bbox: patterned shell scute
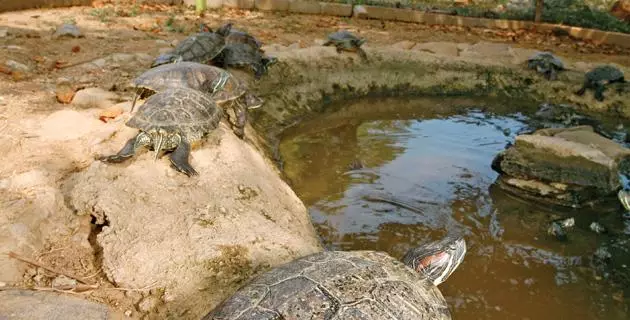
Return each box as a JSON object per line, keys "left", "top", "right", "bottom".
{"left": 222, "top": 43, "right": 264, "bottom": 67}
{"left": 586, "top": 65, "right": 625, "bottom": 82}
{"left": 127, "top": 87, "right": 222, "bottom": 138}
{"left": 226, "top": 29, "right": 262, "bottom": 50}
{"left": 175, "top": 32, "right": 226, "bottom": 63}
{"left": 133, "top": 62, "right": 245, "bottom": 101}
{"left": 205, "top": 251, "right": 451, "bottom": 320}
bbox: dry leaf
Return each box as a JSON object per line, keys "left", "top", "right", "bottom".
{"left": 98, "top": 105, "right": 124, "bottom": 123}
{"left": 71, "top": 46, "right": 81, "bottom": 53}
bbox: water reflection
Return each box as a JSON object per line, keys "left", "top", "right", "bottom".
{"left": 278, "top": 97, "right": 630, "bottom": 319}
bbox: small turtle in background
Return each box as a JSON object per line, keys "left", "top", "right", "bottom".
{"left": 527, "top": 52, "right": 565, "bottom": 80}
{"left": 547, "top": 217, "right": 575, "bottom": 241}
{"left": 575, "top": 65, "right": 626, "bottom": 102}
{"left": 129, "top": 62, "right": 263, "bottom": 139}
{"left": 212, "top": 42, "right": 278, "bottom": 80}
{"left": 99, "top": 87, "right": 223, "bottom": 176}
{"left": 203, "top": 236, "right": 467, "bottom": 320}
{"left": 150, "top": 24, "right": 232, "bottom": 68}
{"left": 323, "top": 30, "right": 368, "bottom": 61}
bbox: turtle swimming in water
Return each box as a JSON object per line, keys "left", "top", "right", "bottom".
{"left": 150, "top": 23, "right": 232, "bottom": 68}
{"left": 323, "top": 30, "right": 368, "bottom": 61}
{"left": 575, "top": 65, "right": 626, "bottom": 102}
{"left": 99, "top": 87, "right": 222, "bottom": 176}
{"left": 203, "top": 235, "right": 467, "bottom": 320}
{"left": 212, "top": 42, "right": 277, "bottom": 80}
{"left": 129, "top": 62, "right": 263, "bottom": 139}
{"left": 527, "top": 52, "right": 565, "bottom": 80}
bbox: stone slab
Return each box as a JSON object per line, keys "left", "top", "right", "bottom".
{"left": 184, "top": 0, "right": 223, "bottom": 9}
{"left": 255, "top": 0, "right": 289, "bottom": 11}
{"left": 223, "top": 0, "right": 255, "bottom": 9}
{"left": 319, "top": 2, "right": 352, "bottom": 17}
{"left": 0, "top": 289, "right": 116, "bottom": 320}
{"left": 288, "top": 0, "right": 320, "bottom": 15}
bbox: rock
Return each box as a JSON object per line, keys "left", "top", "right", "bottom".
{"left": 391, "top": 40, "right": 416, "bottom": 50}
{"left": 51, "top": 275, "right": 77, "bottom": 290}
{"left": 0, "top": 28, "right": 8, "bottom": 38}
{"left": 412, "top": 42, "right": 460, "bottom": 56}
{"left": 4, "top": 60, "right": 30, "bottom": 73}
{"left": 36, "top": 109, "right": 113, "bottom": 142}
{"left": 493, "top": 126, "right": 630, "bottom": 207}
{"left": 55, "top": 78, "right": 75, "bottom": 104}
{"left": 138, "top": 295, "right": 160, "bottom": 312}
{"left": 353, "top": 4, "right": 368, "bottom": 18}
{"left": 68, "top": 125, "right": 322, "bottom": 318}
{"left": 611, "top": 0, "right": 630, "bottom": 22}
{"left": 0, "top": 289, "right": 112, "bottom": 319}
{"left": 52, "top": 23, "right": 83, "bottom": 39}
{"left": 459, "top": 41, "right": 513, "bottom": 61}
{"left": 72, "top": 88, "right": 120, "bottom": 109}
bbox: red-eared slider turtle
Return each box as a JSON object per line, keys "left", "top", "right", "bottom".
{"left": 150, "top": 24, "right": 232, "bottom": 68}
{"left": 575, "top": 65, "right": 626, "bottom": 101}
{"left": 323, "top": 30, "right": 368, "bottom": 61}
{"left": 203, "top": 236, "right": 467, "bottom": 320}
{"left": 527, "top": 52, "right": 565, "bottom": 80}
{"left": 129, "top": 62, "right": 263, "bottom": 139}
{"left": 99, "top": 87, "right": 222, "bottom": 176}
{"left": 213, "top": 42, "right": 277, "bottom": 80}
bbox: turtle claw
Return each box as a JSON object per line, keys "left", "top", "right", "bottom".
{"left": 99, "top": 137, "right": 138, "bottom": 163}
{"left": 169, "top": 139, "right": 198, "bottom": 177}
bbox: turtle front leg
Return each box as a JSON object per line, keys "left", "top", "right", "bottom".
{"left": 335, "top": 45, "right": 344, "bottom": 54}
{"left": 547, "top": 68, "right": 558, "bottom": 81}
{"left": 594, "top": 83, "right": 606, "bottom": 102}
{"left": 169, "top": 137, "right": 198, "bottom": 177}
{"left": 252, "top": 63, "right": 265, "bottom": 80}
{"left": 232, "top": 100, "right": 247, "bottom": 139}
{"left": 356, "top": 48, "right": 368, "bottom": 62}
{"left": 99, "top": 133, "right": 145, "bottom": 163}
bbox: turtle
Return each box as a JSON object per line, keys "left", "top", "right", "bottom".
{"left": 527, "top": 52, "right": 565, "bottom": 80}
{"left": 150, "top": 24, "right": 232, "bottom": 68}
{"left": 322, "top": 30, "right": 368, "bottom": 61}
{"left": 129, "top": 62, "right": 263, "bottom": 139}
{"left": 99, "top": 87, "right": 222, "bottom": 176}
{"left": 203, "top": 235, "right": 467, "bottom": 320}
{"left": 618, "top": 189, "right": 630, "bottom": 211}
{"left": 212, "top": 42, "right": 278, "bottom": 80}
{"left": 575, "top": 65, "right": 626, "bottom": 102}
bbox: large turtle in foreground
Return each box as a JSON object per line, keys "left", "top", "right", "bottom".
{"left": 130, "top": 62, "right": 263, "bottom": 139}
{"left": 213, "top": 42, "right": 277, "bottom": 80}
{"left": 204, "top": 236, "right": 467, "bottom": 320}
{"left": 575, "top": 65, "right": 626, "bottom": 101}
{"left": 527, "top": 52, "right": 565, "bottom": 80}
{"left": 99, "top": 87, "right": 222, "bottom": 176}
{"left": 150, "top": 24, "right": 232, "bottom": 68}
{"left": 323, "top": 30, "right": 368, "bottom": 61}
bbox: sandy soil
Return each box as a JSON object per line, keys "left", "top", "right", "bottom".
{"left": 1, "top": 1, "right": 630, "bottom": 318}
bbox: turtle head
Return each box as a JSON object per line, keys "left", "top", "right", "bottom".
{"left": 402, "top": 236, "right": 466, "bottom": 286}
{"left": 216, "top": 22, "right": 233, "bottom": 37}
{"left": 354, "top": 38, "right": 367, "bottom": 47}
{"left": 243, "top": 92, "right": 264, "bottom": 109}
{"left": 151, "top": 53, "right": 180, "bottom": 68}
{"left": 143, "top": 128, "right": 180, "bottom": 160}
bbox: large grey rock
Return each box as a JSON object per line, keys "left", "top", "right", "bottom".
{"left": 493, "top": 126, "right": 630, "bottom": 207}
{"left": 0, "top": 289, "right": 113, "bottom": 319}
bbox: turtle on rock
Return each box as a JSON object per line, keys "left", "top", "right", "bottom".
{"left": 527, "top": 52, "right": 565, "bottom": 80}
{"left": 323, "top": 30, "right": 368, "bottom": 61}
{"left": 203, "top": 235, "right": 467, "bottom": 320}
{"left": 129, "top": 61, "right": 263, "bottom": 139}
{"left": 99, "top": 87, "right": 223, "bottom": 176}
{"left": 217, "top": 23, "right": 264, "bottom": 52}
{"left": 150, "top": 23, "right": 232, "bottom": 68}
{"left": 575, "top": 65, "right": 626, "bottom": 101}
{"left": 213, "top": 42, "right": 278, "bottom": 80}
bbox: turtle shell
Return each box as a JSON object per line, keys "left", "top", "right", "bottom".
{"left": 226, "top": 28, "right": 263, "bottom": 51}
{"left": 152, "top": 32, "right": 226, "bottom": 67}
{"left": 527, "top": 52, "right": 564, "bottom": 70}
{"left": 127, "top": 87, "right": 222, "bottom": 142}
{"left": 586, "top": 65, "right": 625, "bottom": 83}
{"left": 133, "top": 61, "right": 246, "bottom": 104}
{"left": 204, "top": 250, "right": 451, "bottom": 320}
{"left": 328, "top": 30, "right": 360, "bottom": 42}
{"left": 221, "top": 42, "right": 265, "bottom": 68}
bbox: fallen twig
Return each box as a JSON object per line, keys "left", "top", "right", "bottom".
{"left": 7, "top": 251, "right": 92, "bottom": 285}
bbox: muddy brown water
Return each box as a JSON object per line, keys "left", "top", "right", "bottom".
{"left": 277, "top": 96, "right": 630, "bottom": 319}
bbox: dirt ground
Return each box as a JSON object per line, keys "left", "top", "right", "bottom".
{"left": 2, "top": 2, "right": 630, "bottom": 318}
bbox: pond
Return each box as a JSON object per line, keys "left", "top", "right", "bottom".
{"left": 277, "top": 96, "right": 630, "bottom": 319}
